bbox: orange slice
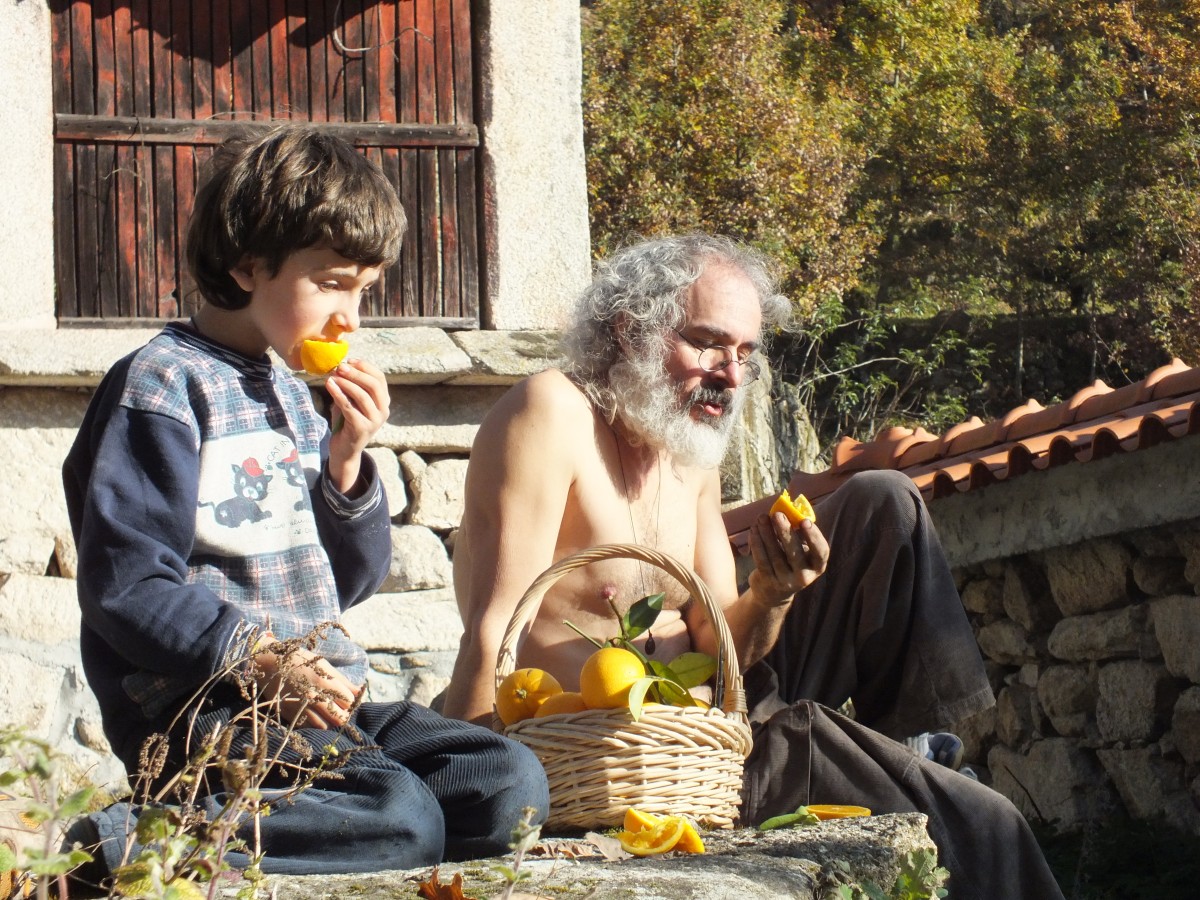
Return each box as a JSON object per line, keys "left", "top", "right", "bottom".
{"left": 769, "top": 489, "right": 816, "bottom": 527}
{"left": 623, "top": 807, "right": 662, "bottom": 833}
{"left": 299, "top": 339, "right": 350, "bottom": 376}
{"left": 616, "top": 815, "right": 686, "bottom": 856}
{"left": 621, "top": 810, "right": 704, "bottom": 854}
{"left": 806, "top": 804, "right": 871, "bottom": 820}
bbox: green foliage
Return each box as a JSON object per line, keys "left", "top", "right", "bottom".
{"left": 827, "top": 849, "right": 949, "bottom": 900}
{"left": 0, "top": 728, "right": 96, "bottom": 899}
{"left": 584, "top": 0, "right": 1200, "bottom": 445}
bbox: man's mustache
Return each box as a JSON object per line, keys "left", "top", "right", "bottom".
{"left": 686, "top": 385, "right": 737, "bottom": 412}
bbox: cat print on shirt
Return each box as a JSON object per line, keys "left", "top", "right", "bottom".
{"left": 198, "top": 458, "right": 273, "bottom": 528}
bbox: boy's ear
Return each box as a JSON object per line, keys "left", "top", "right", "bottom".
{"left": 228, "top": 256, "right": 259, "bottom": 293}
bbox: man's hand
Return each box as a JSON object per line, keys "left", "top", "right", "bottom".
{"left": 325, "top": 358, "right": 390, "bottom": 495}
{"left": 252, "top": 642, "right": 361, "bottom": 729}
{"left": 747, "top": 511, "right": 830, "bottom": 607}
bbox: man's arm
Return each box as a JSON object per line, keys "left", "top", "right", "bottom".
{"left": 443, "top": 372, "right": 581, "bottom": 724}
{"left": 687, "top": 468, "right": 828, "bottom": 669}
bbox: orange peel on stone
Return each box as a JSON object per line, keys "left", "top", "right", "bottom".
{"left": 769, "top": 489, "right": 816, "bottom": 528}
{"left": 299, "top": 339, "right": 350, "bottom": 376}
{"left": 806, "top": 804, "right": 871, "bottom": 820}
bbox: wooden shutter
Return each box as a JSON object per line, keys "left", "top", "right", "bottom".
{"left": 51, "top": 0, "right": 480, "bottom": 327}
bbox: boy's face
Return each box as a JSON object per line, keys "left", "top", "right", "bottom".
{"left": 228, "top": 243, "right": 382, "bottom": 370}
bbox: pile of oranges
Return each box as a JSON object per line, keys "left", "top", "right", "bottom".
{"left": 496, "top": 645, "right": 673, "bottom": 726}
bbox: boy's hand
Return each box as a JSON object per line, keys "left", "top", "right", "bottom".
{"left": 747, "top": 511, "right": 829, "bottom": 607}
{"left": 252, "top": 643, "right": 362, "bottom": 729}
{"left": 324, "top": 358, "right": 390, "bottom": 495}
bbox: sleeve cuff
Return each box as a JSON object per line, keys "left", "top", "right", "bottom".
{"left": 320, "top": 451, "right": 383, "bottom": 520}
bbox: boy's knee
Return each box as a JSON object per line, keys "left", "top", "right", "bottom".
{"left": 493, "top": 738, "right": 550, "bottom": 820}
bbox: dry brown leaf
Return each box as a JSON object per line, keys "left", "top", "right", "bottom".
{"left": 416, "top": 865, "right": 477, "bottom": 900}
{"left": 585, "top": 830, "right": 633, "bottom": 861}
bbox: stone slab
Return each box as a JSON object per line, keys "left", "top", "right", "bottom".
{"left": 342, "top": 590, "right": 462, "bottom": 653}
{"left": 447, "top": 330, "right": 561, "bottom": 384}
{"left": 0, "top": 574, "right": 80, "bottom": 645}
{"left": 929, "top": 434, "right": 1200, "bottom": 567}
{"left": 375, "top": 385, "right": 508, "bottom": 453}
{"left": 266, "top": 813, "right": 936, "bottom": 900}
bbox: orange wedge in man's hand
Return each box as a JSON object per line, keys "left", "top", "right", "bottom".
{"left": 769, "top": 489, "right": 816, "bottom": 527}
{"left": 299, "top": 339, "right": 350, "bottom": 376}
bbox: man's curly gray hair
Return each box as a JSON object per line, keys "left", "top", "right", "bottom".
{"left": 562, "top": 233, "right": 791, "bottom": 422}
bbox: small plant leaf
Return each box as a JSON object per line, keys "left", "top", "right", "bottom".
{"left": 645, "top": 660, "right": 696, "bottom": 706}
{"left": 665, "top": 652, "right": 717, "bottom": 688}
{"left": 59, "top": 786, "right": 96, "bottom": 820}
{"left": 621, "top": 592, "right": 665, "bottom": 641}
{"left": 627, "top": 675, "right": 670, "bottom": 721}
{"left": 0, "top": 843, "right": 16, "bottom": 871}
{"left": 758, "top": 807, "right": 821, "bottom": 831}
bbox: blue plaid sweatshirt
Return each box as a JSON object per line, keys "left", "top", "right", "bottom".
{"left": 63, "top": 322, "right": 392, "bottom": 770}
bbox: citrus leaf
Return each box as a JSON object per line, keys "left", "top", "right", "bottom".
{"left": 627, "top": 675, "right": 668, "bottom": 722}
{"left": 621, "top": 592, "right": 665, "bottom": 640}
{"left": 645, "top": 661, "right": 694, "bottom": 706}
{"left": 666, "top": 651, "right": 717, "bottom": 688}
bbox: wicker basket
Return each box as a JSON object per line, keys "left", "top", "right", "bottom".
{"left": 493, "top": 543, "right": 753, "bottom": 831}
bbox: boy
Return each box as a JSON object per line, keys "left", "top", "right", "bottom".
{"left": 61, "top": 125, "right": 548, "bottom": 880}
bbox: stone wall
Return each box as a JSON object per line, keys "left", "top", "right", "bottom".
{"left": 950, "top": 521, "right": 1200, "bottom": 836}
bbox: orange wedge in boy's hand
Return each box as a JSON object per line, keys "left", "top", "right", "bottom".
{"left": 299, "top": 338, "right": 350, "bottom": 376}
{"left": 769, "top": 489, "right": 816, "bottom": 528}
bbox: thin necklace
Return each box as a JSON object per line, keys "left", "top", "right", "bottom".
{"left": 610, "top": 418, "right": 663, "bottom": 653}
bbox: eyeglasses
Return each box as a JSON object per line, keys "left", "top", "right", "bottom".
{"left": 670, "top": 328, "right": 762, "bottom": 385}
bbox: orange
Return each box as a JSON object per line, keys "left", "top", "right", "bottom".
{"left": 616, "top": 815, "right": 686, "bottom": 856}
{"left": 579, "top": 646, "right": 645, "bottom": 709}
{"left": 299, "top": 339, "right": 350, "bottom": 375}
{"left": 621, "top": 809, "right": 704, "bottom": 854}
{"left": 534, "top": 690, "right": 588, "bottom": 717}
{"left": 495, "top": 668, "right": 563, "bottom": 726}
{"left": 806, "top": 804, "right": 871, "bottom": 820}
{"left": 769, "top": 489, "right": 816, "bottom": 527}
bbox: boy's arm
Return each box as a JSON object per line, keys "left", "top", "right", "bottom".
{"left": 67, "top": 405, "right": 248, "bottom": 679}
{"left": 312, "top": 448, "right": 392, "bottom": 611}
{"left": 686, "top": 468, "right": 829, "bottom": 669}
{"left": 442, "top": 373, "right": 578, "bottom": 724}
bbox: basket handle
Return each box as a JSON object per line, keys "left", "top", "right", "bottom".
{"left": 494, "top": 543, "right": 747, "bottom": 719}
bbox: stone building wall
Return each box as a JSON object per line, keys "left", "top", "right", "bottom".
{"left": 950, "top": 522, "right": 1200, "bottom": 836}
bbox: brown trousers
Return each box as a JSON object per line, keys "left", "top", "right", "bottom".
{"left": 739, "top": 471, "right": 1064, "bottom": 900}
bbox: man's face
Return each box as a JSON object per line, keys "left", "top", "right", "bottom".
{"left": 665, "top": 263, "right": 763, "bottom": 425}
{"left": 610, "top": 262, "right": 763, "bottom": 469}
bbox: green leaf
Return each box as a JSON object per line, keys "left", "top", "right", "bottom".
{"left": 627, "top": 675, "right": 672, "bottom": 722}
{"left": 621, "top": 592, "right": 665, "bottom": 641}
{"left": 758, "top": 807, "right": 821, "bottom": 831}
{"left": 665, "top": 651, "right": 717, "bottom": 688}
{"left": 58, "top": 786, "right": 96, "bottom": 821}
{"left": 645, "top": 660, "right": 695, "bottom": 706}
{"left": 0, "top": 842, "right": 17, "bottom": 871}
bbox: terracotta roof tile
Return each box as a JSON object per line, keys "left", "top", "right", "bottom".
{"left": 724, "top": 357, "right": 1200, "bottom": 551}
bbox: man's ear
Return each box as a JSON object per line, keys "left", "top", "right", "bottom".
{"left": 228, "top": 256, "right": 259, "bottom": 293}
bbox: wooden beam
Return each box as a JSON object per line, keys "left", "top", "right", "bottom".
{"left": 55, "top": 114, "right": 480, "bottom": 148}
{"left": 57, "top": 316, "right": 480, "bottom": 330}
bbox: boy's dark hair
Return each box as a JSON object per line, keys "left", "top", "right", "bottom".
{"left": 187, "top": 124, "right": 407, "bottom": 310}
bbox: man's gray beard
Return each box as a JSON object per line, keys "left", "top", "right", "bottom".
{"left": 609, "top": 360, "right": 745, "bottom": 469}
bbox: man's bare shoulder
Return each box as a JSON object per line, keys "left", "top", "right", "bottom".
{"left": 485, "top": 368, "right": 594, "bottom": 429}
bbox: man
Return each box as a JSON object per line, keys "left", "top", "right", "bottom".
{"left": 445, "top": 234, "right": 1065, "bottom": 900}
